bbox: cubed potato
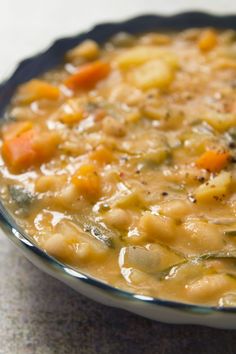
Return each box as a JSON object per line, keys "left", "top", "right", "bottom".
{"left": 66, "top": 39, "right": 100, "bottom": 62}
{"left": 102, "top": 116, "right": 126, "bottom": 137}
{"left": 198, "top": 29, "right": 218, "bottom": 52}
{"left": 109, "top": 83, "right": 143, "bottom": 106}
{"left": 114, "top": 191, "right": 144, "bottom": 209}
{"left": 55, "top": 184, "right": 80, "bottom": 208}
{"left": 194, "top": 171, "right": 232, "bottom": 202}
{"left": 116, "top": 46, "right": 179, "bottom": 69}
{"left": 131, "top": 59, "right": 174, "bottom": 90}
{"left": 14, "top": 79, "right": 60, "bottom": 104}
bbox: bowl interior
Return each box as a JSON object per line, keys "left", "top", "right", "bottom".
{"left": 1, "top": 12, "right": 236, "bottom": 315}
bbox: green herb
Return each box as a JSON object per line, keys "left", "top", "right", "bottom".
{"left": 86, "top": 102, "right": 99, "bottom": 112}
{"left": 84, "top": 223, "right": 114, "bottom": 248}
{"left": 195, "top": 249, "right": 236, "bottom": 261}
{"left": 8, "top": 185, "right": 35, "bottom": 215}
{"left": 9, "top": 185, "right": 34, "bottom": 206}
{"left": 74, "top": 216, "right": 115, "bottom": 248}
{"left": 228, "top": 127, "right": 236, "bottom": 141}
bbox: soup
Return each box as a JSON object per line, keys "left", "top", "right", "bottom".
{"left": 1, "top": 28, "right": 236, "bottom": 306}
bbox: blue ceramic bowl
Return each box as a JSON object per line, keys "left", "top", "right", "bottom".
{"left": 1, "top": 12, "right": 236, "bottom": 328}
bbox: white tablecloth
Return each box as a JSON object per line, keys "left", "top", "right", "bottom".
{"left": 0, "top": 0, "right": 236, "bottom": 80}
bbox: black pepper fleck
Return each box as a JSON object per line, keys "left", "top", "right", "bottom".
{"left": 197, "top": 176, "right": 205, "bottom": 183}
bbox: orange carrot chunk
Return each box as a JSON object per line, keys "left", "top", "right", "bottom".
{"left": 2, "top": 129, "right": 60, "bottom": 173}
{"left": 2, "top": 130, "right": 37, "bottom": 172}
{"left": 196, "top": 150, "right": 230, "bottom": 173}
{"left": 64, "top": 61, "right": 110, "bottom": 90}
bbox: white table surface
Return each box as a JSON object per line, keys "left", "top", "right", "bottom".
{"left": 0, "top": 0, "right": 236, "bottom": 80}
{"left": 1, "top": 2, "right": 236, "bottom": 353}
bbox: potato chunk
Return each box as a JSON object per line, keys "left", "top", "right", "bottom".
{"left": 131, "top": 59, "right": 174, "bottom": 90}
{"left": 15, "top": 79, "right": 60, "bottom": 104}
{"left": 194, "top": 171, "right": 232, "bottom": 202}
{"left": 202, "top": 112, "right": 236, "bottom": 132}
{"left": 66, "top": 39, "right": 100, "bottom": 62}
{"left": 198, "top": 29, "right": 218, "bottom": 52}
{"left": 116, "top": 46, "right": 178, "bottom": 69}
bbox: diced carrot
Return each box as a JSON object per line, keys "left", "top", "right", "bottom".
{"left": 198, "top": 29, "right": 218, "bottom": 52}
{"left": 89, "top": 145, "right": 114, "bottom": 165}
{"left": 72, "top": 164, "right": 100, "bottom": 199}
{"left": 2, "top": 129, "right": 60, "bottom": 172}
{"left": 196, "top": 150, "right": 230, "bottom": 173}
{"left": 15, "top": 79, "right": 60, "bottom": 104}
{"left": 1, "top": 121, "right": 33, "bottom": 141}
{"left": 64, "top": 61, "right": 110, "bottom": 90}
{"left": 2, "top": 130, "right": 37, "bottom": 172}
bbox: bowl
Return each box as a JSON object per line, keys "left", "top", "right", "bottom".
{"left": 1, "top": 12, "right": 236, "bottom": 329}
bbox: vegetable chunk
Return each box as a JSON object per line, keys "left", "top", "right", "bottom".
{"left": 66, "top": 39, "right": 100, "bottom": 62}
{"left": 72, "top": 164, "right": 100, "bottom": 199}
{"left": 194, "top": 171, "right": 232, "bottom": 202}
{"left": 116, "top": 46, "right": 178, "bottom": 69}
{"left": 2, "top": 129, "right": 60, "bottom": 172}
{"left": 198, "top": 29, "right": 218, "bottom": 52}
{"left": 2, "top": 130, "right": 37, "bottom": 172}
{"left": 131, "top": 59, "right": 174, "bottom": 90}
{"left": 64, "top": 61, "right": 110, "bottom": 89}
{"left": 15, "top": 79, "right": 60, "bottom": 104}
{"left": 196, "top": 150, "right": 230, "bottom": 173}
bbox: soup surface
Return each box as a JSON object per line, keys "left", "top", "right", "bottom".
{"left": 1, "top": 28, "right": 236, "bottom": 306}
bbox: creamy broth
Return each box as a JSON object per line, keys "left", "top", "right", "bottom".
{"left": 1, "top": 28, "right": 236, "bottom": 306}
